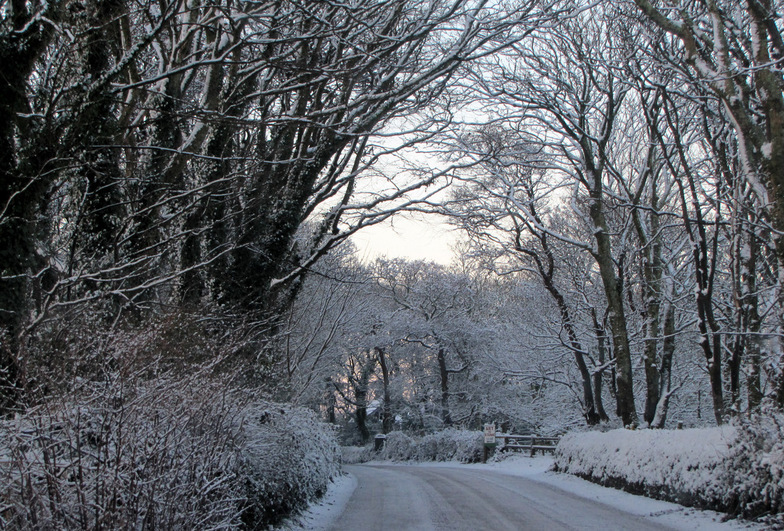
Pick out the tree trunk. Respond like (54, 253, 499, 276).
(437, 347, 452, 426)
(353, 351, 377, 444)
(377, 347, 394, 434)
(0, 0, 57, 409)
(356, 404, 370, 444)
(639, 174, 663, 425)
(741, 225, 762, 412)
(589, 191, 638, 426)
(590, 308, 610, 422)
(632, 0, 784, 419)
(651, 297, 675, 428)
(325, 378, 336, 424)
(546, 284, 600, 425)
(526, 233, 603, 425)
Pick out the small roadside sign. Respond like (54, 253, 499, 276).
(483, 423, 496, 444)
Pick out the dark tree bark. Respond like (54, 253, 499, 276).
(354, 353, 377, 444)
(0, 0, 59, 407)
(436, 347, 453, 426)
(590, 308, 610, 422)
(376, 347, 394, 434)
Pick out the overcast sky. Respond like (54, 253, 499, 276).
(350, 213, 459, 265)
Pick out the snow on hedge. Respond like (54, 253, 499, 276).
(238, 404, 341, 528)
(545, 415, 784, 526)
(728, 413, 784, 520)
(555, 427, 737, 509)
(0, 375, 246, 529)
(414, 429, 484, 462)
(343, 429, 484, 464)
(0, 379, 340, 529)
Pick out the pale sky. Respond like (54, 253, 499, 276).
(350, 212, 460, 265)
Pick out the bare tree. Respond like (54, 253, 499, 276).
(0, 0, 542, 407)
(439, 5, 644, 425)
(374, 259, 477, 427)
(443, 126, 611, 425)
(632, 0, 784, 409)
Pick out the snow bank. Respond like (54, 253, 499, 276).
(276, 472, 357, 531)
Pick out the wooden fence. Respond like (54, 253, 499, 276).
(495, 434, 560, 456)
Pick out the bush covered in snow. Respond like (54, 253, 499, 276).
(554, 418, 784, 523)
(340, 444, 375, 464)
(237, 404, 340, 528)
(0, 384, 341, 530)
(0, 370, 247, 529)
(0, 310, 341, 530)
(553, 422, 784, 520)
(554, 427, 738, 509)
(724, 412, 784, 522)
(344, 429, 484, 464)
(414, 429, 484, 462)
(380, 431, 416, 461)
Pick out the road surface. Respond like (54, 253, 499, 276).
(329, 464, 680, 531)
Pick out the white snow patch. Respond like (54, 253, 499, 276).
(761, 142, 773, 160)
(275, 472, 357, 531)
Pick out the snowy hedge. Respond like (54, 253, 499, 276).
(0, 377, 340, 529)
(554, 427, 737, 509)
(555, 419, 784, 524)
(340, 444, 376, 464)
(344, 429, 484, 464)
(238, 404, 341, 528)
(726, 413, 784, 521)
(414, 429, 484, 462)
(381, 431, 417, 461)
(0, 373, 245, 529)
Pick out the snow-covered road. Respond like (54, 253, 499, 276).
(283, 457, 761, 531)
(333, 463, 677, 530)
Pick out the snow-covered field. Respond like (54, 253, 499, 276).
(279, 455, 763, 530)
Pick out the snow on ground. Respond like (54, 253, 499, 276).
(279, 455, 764, 530)
(463, 455, 762, 530)
(275, 472, 357, 531)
